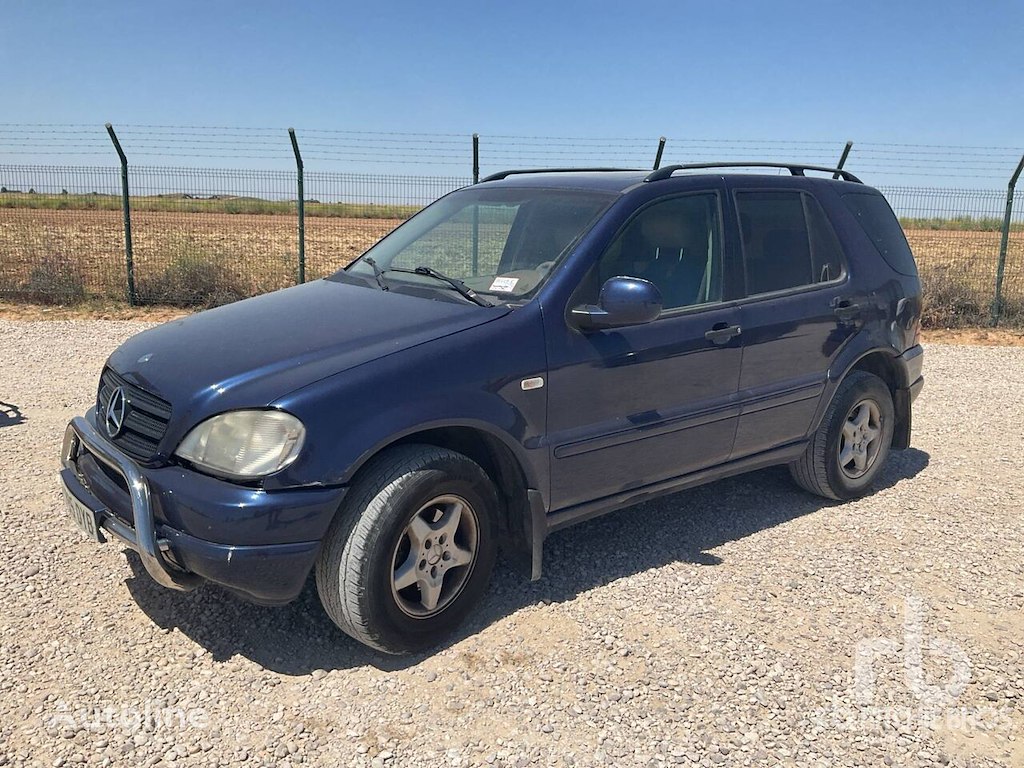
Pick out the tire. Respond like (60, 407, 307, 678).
(315, 444, 498, 655)
(789, 371, 895, 500)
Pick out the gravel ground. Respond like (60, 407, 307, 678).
(1, 319, 1022, 768)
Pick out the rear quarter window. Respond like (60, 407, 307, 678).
(840, 192, 918, 276)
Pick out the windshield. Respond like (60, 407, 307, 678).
(340, 186, 616, 301)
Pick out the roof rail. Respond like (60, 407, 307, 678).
(479, 167, 645, 183)
(644, 162, 863, 184)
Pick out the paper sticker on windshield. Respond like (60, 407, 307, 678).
(489, 276, 520, 293)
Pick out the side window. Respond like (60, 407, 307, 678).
(736, 191, 845, 295)
(584, 194, 722, 311)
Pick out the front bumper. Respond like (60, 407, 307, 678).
(61, 414, 345, 604)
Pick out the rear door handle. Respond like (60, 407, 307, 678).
(704, 323, 742, 345)
(831, 297, 861, 321)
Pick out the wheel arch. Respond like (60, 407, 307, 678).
(340, 422, 545, 581)
(848, 350, 900, 392)
(820, 345, 910, 449)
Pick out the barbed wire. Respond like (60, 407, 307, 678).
(0, 123, 1020, 185)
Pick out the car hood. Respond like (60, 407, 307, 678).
(106, 279, 510, 426)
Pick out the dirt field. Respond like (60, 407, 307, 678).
(908, 229, 1024, 319)
(0, 209, 401, 297)
(2, 208, 1023, 322)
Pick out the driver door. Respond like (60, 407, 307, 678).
(543, 190, 743, 511)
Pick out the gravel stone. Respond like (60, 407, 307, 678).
(1, 320, 1022, 767)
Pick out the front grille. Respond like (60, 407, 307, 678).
(96, 368, 173, 463)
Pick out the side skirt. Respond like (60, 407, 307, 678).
(517, 441, 807, 581)
(545, 440, 808, 537)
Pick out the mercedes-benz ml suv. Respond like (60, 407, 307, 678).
(60, 163, 924, 654)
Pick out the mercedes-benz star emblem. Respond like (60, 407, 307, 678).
(105, 387, 127, 438)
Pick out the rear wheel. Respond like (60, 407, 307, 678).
(316, 444, 497, 655)
(789, 371, 895, 500)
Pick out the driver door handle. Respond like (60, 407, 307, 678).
(705, 323, 742, 345)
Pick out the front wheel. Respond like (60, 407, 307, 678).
(316, 444, 498, 655)
(789, 371, 895, 500)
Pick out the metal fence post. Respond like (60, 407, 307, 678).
(105, 123, 136, 304)
(471, 133, 480, 275)
(653, 136, 666, 170)
(833, 141, 853, 178)
(472, 133, 480, 184)
(288, 128, 305, 284)
(991, 153, 1024, 326)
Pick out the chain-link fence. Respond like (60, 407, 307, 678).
(127, 166, 298, 305)
(0, 164, 124, 303)
(1, 128, 1022, 326)
(0, 162, 470, 307)
(880, 186, 1023, 326)
(304, 171, 469, 282)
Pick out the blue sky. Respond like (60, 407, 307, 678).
(2, 0, 1022, 186)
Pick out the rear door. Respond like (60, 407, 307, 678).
(729, 184, 857, 458)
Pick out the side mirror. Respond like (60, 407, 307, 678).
(571, 276, 663, 331)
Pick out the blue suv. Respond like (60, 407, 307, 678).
(60, 163, 924, 654)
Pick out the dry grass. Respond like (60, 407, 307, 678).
(903, 228, 1024, 327)
(1, 209, 1022, 325)
(0, 191, 418, 219)
(0, 208, 401, 302)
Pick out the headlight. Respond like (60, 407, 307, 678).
(175, 410, 305, 480)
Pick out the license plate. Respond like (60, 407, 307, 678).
(61, 476, 103, 543)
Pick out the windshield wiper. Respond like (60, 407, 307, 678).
(362, 257, 390, 291)
(384, 266, 492, 306)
